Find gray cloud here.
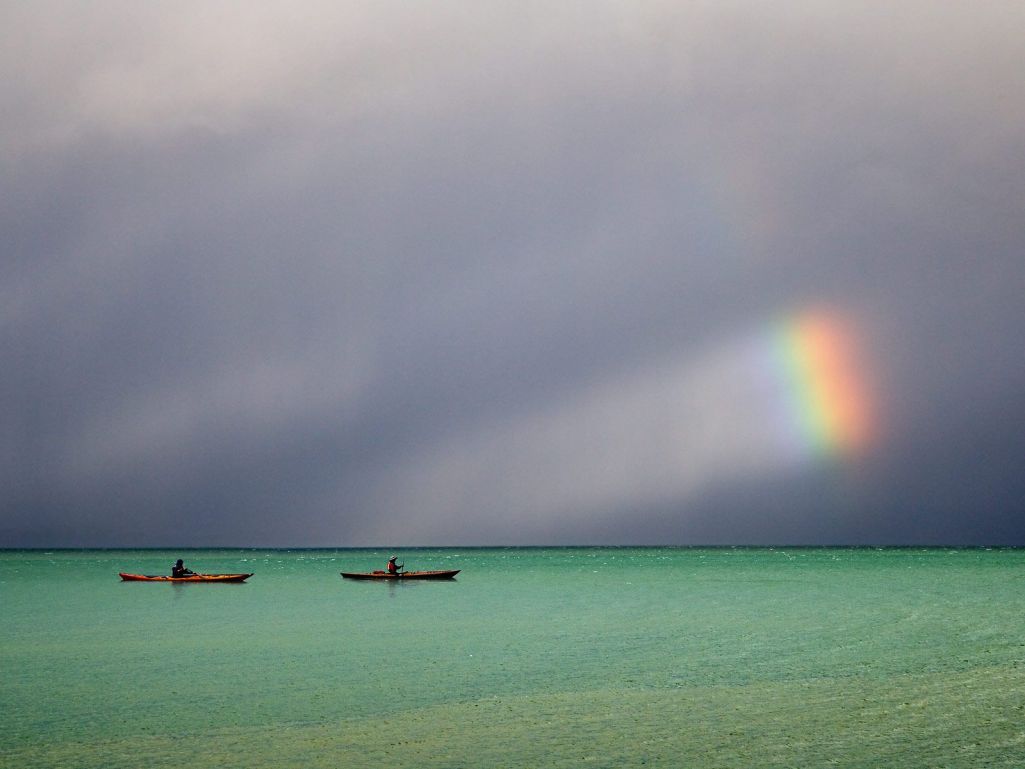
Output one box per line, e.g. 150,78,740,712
3,2,1024,546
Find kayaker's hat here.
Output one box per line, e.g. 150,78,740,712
389,556,397,561
176,559,183,565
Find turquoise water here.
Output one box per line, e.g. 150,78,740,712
2,547,1024,768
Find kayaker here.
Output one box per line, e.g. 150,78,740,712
386,556,404,575
171,559,195,578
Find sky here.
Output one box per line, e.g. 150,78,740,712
3,1,1025,547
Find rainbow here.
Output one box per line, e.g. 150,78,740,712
769,309,876,461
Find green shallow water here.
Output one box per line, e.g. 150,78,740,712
2,547,1024,768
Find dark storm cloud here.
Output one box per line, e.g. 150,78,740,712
3,2,1025,546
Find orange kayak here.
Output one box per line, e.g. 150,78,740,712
119,572,253,583
340,569,460,580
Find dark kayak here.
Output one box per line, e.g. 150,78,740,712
119,572,253,583
340,569,460,580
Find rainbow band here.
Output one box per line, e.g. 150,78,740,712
775,310,874,459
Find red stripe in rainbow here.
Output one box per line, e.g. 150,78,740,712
774,310,875,459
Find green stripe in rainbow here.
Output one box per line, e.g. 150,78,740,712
772,309,875,460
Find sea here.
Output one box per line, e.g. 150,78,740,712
2,547,1024,768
